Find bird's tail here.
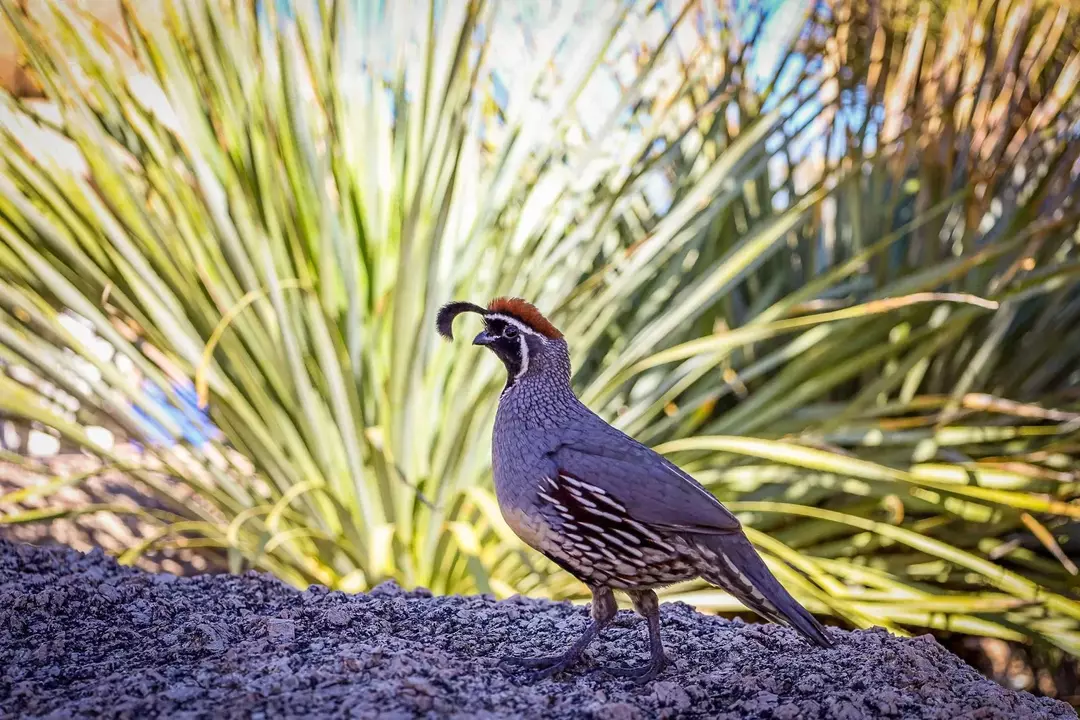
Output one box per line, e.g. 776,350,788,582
692,532,832,648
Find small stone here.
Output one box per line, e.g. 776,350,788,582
773,703,801,720
798,673,824,693
651,681,691,711
369,580,404,597
163,684,200,702
404,675,436,695
828,699,863,720
302,585,328,604
267,618,295,643
326,607,350,627
590,702,645,720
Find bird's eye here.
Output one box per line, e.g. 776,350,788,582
503,325,519,338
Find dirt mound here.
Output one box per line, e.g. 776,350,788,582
0,540,1072,719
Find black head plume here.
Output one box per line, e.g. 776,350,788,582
436,301,487,340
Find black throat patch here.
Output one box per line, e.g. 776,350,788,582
483,318,525,388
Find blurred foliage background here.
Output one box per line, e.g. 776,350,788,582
0,0,1078,700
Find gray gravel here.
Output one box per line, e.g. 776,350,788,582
0,540,1074,719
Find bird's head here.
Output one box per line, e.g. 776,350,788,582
436,297,569,389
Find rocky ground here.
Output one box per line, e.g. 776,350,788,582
0,540,1074,719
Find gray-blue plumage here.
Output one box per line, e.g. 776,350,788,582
439,297,831,681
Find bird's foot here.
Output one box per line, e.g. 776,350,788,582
499,654,566,669
499,651,585,680
499,616,605,681
595,651,672,684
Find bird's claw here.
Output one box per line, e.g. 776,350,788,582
499,653,581,680
595,662,663,683
594,652,671,684
499,654,561,669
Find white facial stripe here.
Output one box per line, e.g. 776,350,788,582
514,334,529,382
484,313,547,341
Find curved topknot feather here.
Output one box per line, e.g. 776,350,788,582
488,297,563,339
436,301,487,340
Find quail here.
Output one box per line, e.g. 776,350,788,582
437,297,832,682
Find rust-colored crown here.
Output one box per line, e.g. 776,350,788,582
487,297,563,339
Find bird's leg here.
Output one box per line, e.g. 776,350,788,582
502,586,616,679
597,589,670,683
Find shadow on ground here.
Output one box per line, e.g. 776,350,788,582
0,540,1072,719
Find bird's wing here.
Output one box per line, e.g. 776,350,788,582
545,432,741,534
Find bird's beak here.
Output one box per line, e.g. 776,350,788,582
472,330,496,346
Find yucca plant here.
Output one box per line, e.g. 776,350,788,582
0,0,1078,661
